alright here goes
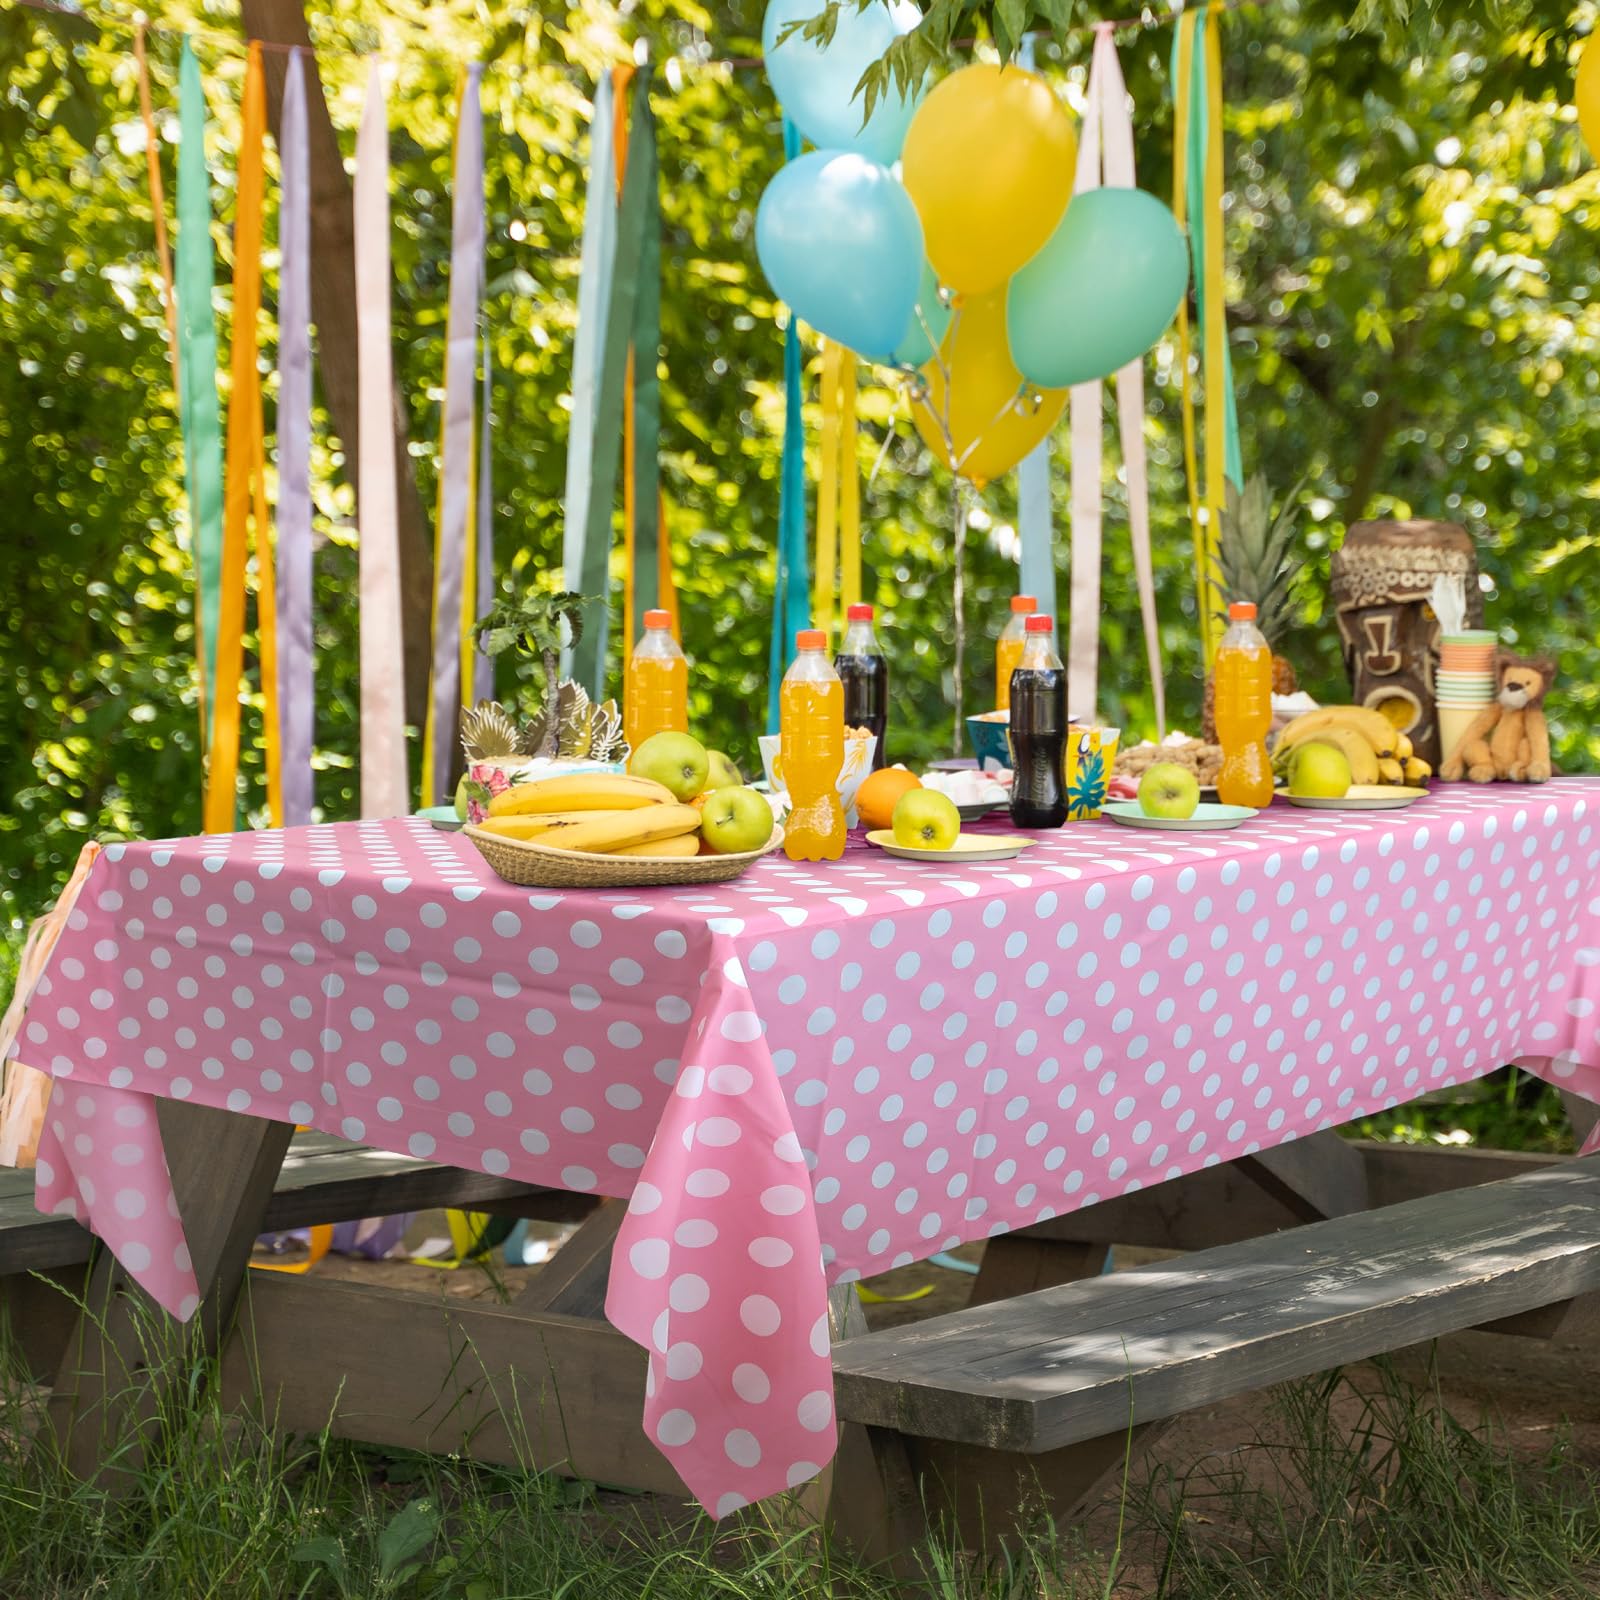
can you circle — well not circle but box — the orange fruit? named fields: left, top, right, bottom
left=856, top=767, right=922, bottom=831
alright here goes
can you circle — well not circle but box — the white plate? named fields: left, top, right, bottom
left=865, top=830, right=1033, bottom=863
left=1102, top=800, right=1257, bottom=832
left=1283, top=785, right=1428, bottom=811
left=956, top=800, right=1009, bottom=823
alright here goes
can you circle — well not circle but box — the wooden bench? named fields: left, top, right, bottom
left=1, top=1131, right=596, bottom=1379
left=829, top=1154, right=1600, bottom=1560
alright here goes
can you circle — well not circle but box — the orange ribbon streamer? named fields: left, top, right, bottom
left=134, top=23, right=180, bottom=401
left=204, top=44, right=276, bottom=832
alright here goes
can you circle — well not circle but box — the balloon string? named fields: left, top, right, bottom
left=952, top=384, right=1031, bottom=478
left=951, top=478, right=968, bottom=755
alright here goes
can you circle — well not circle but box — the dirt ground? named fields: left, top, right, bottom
left=291, top=1210, right=1600, bottom=1546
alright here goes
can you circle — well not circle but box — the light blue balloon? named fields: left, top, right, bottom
left=756, top=150, right=924, bottom=358
left=1007, top=188, right=1190, bottom=390
left=762, top=0, right=925, bottom=165
left=883, top=260, right=952, bottom=369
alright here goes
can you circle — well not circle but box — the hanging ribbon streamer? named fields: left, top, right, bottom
left=1173, top=4, right=1242, bottom=664
left=561, top=71, right=617, bottom=678
left=1014, top=37, right=1059, bottom=654
left=811, top=343, right=859, bottom=639
left=474, top=285, right=496, bottom=703
left=571, top=68, right=656, bottom=699
left=204, top=41, right=270, bottom=834
left=766, top=117, right=811, bottom=734
left=176, top=38, right=224, bottom=759
left=134, top=23, right=179, bottom=399
left=277, top=49, right=314, bottom=826
left=614, top=65, right=672, bottom=677
left=354, top=61, right=409, bottom=818
left=1065, top=26, right=1166, bottom=733
left=423, top=63, right=486, bottom=807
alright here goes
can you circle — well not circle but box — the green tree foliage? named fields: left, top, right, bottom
left=2, top=0, right=1598, bottom=959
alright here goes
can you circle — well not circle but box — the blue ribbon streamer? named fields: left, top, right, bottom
left=766, top=119, right=811, bottom=734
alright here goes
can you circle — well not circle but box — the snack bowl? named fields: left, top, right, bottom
left=758, top=733, right=877, bottom=825
left=965, top=712, right=1012, bottom=770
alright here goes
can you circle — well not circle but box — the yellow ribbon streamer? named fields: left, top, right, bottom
left=205, top=43, right=270, bottom=833
left=1201, top=6, right=1228, bottom=660
left=838, top=355, right=860, bottom=615
left=134, top=23, right=180, bottom=402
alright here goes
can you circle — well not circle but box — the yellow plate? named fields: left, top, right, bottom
left=1282, top=785, right=1429, bottom=811
left=865, top=830, right=1035, bottom=863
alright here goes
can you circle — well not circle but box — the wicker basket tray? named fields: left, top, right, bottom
left=463, top=824, right=785, bottom=889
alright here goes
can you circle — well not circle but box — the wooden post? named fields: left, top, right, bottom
left=46, top=1101, right=291, bottom=1481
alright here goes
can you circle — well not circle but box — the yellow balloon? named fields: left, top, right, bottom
left=1578, top=35, right=1600, bottom=160
left=901, top=63, right=1076, bottom=296
left=911, top=288, right=1066, bottom=487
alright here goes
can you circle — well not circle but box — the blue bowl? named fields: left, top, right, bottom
left=966, top=713, right=1011, bottom=770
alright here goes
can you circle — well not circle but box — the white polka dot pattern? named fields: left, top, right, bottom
left=15, top=785, right=1600, bottom=1516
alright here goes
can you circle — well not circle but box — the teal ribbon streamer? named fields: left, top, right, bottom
left=176, top=37, right=225, bottom=738
left=1171, top=12, right=1243, bottom=488
left=561, top=72, right=617, bottom=680
left=630, top=90, right=662, bottom=629
left=571, top=70, right=654, bottom=698
left=766, top=118, right=810, bottom=734
left=1016, top=445, right=1058, bottom=647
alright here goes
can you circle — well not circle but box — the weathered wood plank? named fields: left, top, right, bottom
left=970, top=1238, right=1108, bottom=1306
left=47, top=1101, right=292, bottom=1479
left=219, top=1272, right=689, bottom=1498
left=0, top=1135, right=592, bottom=1275
left=834, top=1158, right=1600, bottom=1455
left=1236, top=1131, right=1369, bottom=1222
left=512, top=1198, right=624, bottom=1319
left=0, top=1265, right=87, bottom=1382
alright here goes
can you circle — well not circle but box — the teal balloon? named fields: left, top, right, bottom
left=1006, top=188, right=1190, bottom=390
left=762, top=0, right=924, bottom=164
left=881, top=261, right=952, bottom=369
left=756, top=151, right=923, bottom=358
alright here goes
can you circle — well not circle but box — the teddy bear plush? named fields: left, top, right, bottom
left=1439, top=654, right=1555, bottom=783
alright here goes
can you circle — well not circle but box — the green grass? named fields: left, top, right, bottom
left=4, top=1316, right=1600, bottom=1600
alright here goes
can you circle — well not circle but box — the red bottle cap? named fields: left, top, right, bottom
left=846, top=604, right=874, bottom=621
left=1024, top=614, right=1053, bottom=633
left=796, top=628, right=825, bottom=649
left=1228, top=601, right=1258, bottom=621
left=644, top=609, right=671, bottom=628
left=1011, top=595, right=1038, bottom=614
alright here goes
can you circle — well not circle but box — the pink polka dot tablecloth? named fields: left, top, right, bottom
left=15, top=779, right=1600, bottom=1514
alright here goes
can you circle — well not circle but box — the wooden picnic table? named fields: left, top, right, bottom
left=13, top=779, right=1600, bottom=1549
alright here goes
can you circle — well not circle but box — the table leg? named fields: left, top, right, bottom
left=513, top=1197, right=624, bottom=1318
left=46, top=1099, right=292, bottom=1481
left=970, top=1236, right=1110, bottom=1305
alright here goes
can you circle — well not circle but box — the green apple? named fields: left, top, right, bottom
left=705, top=749, right=743, bottom=790
left=629, top=731, right=710, bottom=802
left=892, top=789, right=961, bottom=850
left=1288, top=740, right=1352, bottom=798
left=700, top=786, right=774, bottom=854
left=1139, top=762, right=1201, bottom=820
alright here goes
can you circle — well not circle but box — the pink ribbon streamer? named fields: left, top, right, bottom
left=425, top=64, right=486, bottom=804
left=354, top=62, right=409, bottom=819
left=1066, top=27, right=1166, bottom=734
left=276, top=50, right=314, bottom=825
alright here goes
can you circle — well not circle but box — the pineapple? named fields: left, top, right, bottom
left=1201, top=472, right=1305, bottom=739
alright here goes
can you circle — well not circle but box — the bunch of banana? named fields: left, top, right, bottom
left=1272, top=707, right=1432, bottom=786
left=477, top=774, right=703, bottom=858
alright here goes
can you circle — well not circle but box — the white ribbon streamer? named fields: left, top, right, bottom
left=354, top=61, right=409, bottom=818
left=1066, top=27, right=1166, bottom=733
left=426, top=63, right=486, bottom=803
left=277, top=49, right=314, bottom=825
left=560, top=71, right=618, bottom=677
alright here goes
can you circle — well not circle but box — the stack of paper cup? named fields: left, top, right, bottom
left=1437, top=631, right=1498, bottom=766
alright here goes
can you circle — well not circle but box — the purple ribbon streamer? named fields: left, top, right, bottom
left=425, top=64, right=486, bottom=803
left=277, top=50, right=314, bottom=824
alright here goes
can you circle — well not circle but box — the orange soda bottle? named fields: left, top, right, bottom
left=625, top=609, right=687, bottom=751
left=1215, top=601, right=1275, bottom=808
left=995, top=595, right=1037, bottom=712
left=780, top=629, right=846, bottom=862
